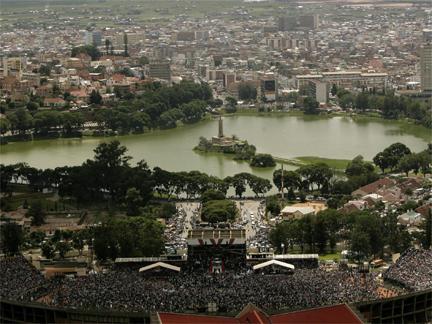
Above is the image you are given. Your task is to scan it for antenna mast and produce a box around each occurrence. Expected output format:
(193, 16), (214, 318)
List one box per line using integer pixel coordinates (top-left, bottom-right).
(280, 163), (284, 200)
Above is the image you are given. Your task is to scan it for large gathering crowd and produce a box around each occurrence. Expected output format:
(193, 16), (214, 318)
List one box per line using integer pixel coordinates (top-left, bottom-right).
(383, 248), (432, 291)
(47, 268), (382, 313)
(0, 256), (46, 301)
(1, 249), (430, 314)
(0, 255), (380, 313)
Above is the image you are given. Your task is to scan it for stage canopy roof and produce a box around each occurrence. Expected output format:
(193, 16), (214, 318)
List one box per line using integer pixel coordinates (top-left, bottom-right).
(139, 262), (181, 273)
(252, 259), (295, 271)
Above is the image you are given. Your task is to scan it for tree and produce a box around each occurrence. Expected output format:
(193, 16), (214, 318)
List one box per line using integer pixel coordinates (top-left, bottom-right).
(125, 187), (143, 216)
(180, 100), (206, 123)
(139, 56), (149, 65)
(238, 83), (257, 101)
(303, 97), (319, 114)
(72, 231), (86, 255)
(226, 174), (247, 198)
(349, 212), (384, 259)
(27, 200), (46, 226)
(250, 154), (276, 168)
(339, 93), (354, 109)
(350, 227), (371, 260)
(201, 200), (237, 223)
(330, 84), (338, 96)
(201, 189), (225, 203)
(248, 175), (272, 197)
(1, 223), (24, 255)
(41, 242), (56, 259)
(71, 45), (101, 60)
(273, 169), (301, 192)
(345, 155), (379, 186)
(26, 101), (39, 112)
(56, 241), (71, 259)
(266, 196), (281, 215)
(0, 118), (11, 135)
(7, 108), (33, 135)
(269, 221), (291, 253)
(314, 214), (328, 253)
(354, 93), (369, 111)
(123, 33), (128, 56)
(39, 64), (51, 76)
(93, 217), (164, 260)
(375, 143), (411, 172)
(33, 111), (62, 134)
(225, 99), (237, 113)
(90, 140), (131, 200)
(89, 90), (102, 105)
(373, 151), (390, 173)
(156, 202), (177, 219)
(29, 231), (45, 246)
(105, 38), (110, 55)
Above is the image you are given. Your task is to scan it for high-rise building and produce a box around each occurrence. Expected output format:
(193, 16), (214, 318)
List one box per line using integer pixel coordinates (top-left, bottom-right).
(278, 14), (319, 31)
(278, 17), (296, 31)
(84, 30), (102, 47)
(2, 57), (23, 78)
(223, 71), (236, 88)
(92, 31), (102, 47)
(420, 29), (432, 92)
(148, 60), (171, 83)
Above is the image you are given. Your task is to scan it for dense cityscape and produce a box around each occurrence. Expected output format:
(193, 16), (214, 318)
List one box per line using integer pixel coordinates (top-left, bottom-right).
(0, 0), (431, 323)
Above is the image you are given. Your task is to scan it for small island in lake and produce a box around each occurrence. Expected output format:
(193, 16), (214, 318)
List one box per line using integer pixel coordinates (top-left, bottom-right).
(195, 116), (275, 167)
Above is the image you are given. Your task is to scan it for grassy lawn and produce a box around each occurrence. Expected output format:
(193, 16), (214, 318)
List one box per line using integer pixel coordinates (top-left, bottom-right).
(319, 253), (341, 261)
(294, 156), (352, 170)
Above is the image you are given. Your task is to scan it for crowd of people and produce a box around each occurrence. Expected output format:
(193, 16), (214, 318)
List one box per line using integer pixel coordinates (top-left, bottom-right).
(0, 255), (382, 314)
(1, 249), (430, 314)
(383, 248), (432, 291)
(46, 267), (382, 313)
(0, 256), (47, 301)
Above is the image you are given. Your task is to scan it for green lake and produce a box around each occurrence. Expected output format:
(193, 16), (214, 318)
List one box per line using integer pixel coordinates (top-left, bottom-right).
(0, 115), (430, 180)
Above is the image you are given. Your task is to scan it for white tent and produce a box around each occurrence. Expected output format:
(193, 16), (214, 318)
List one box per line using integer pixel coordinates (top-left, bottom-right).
(139, 262), (181, 273)
(252, 259), (295, 271)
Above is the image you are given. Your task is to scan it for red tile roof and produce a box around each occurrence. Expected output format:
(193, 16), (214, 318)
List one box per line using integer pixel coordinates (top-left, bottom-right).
(158, 304), (363, 324)
(353, 178), (395, 196)
(158, 313), (239, 324)
(271, 304), (362, 324)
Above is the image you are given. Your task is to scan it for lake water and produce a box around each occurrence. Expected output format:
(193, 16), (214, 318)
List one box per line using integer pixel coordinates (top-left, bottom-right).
(0, 115), (430, 180)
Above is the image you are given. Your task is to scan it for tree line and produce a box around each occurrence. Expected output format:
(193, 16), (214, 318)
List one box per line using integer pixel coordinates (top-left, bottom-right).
(333, 86), (431, 128)
(0, 81), (216, 138)
(269, 207), (431, 259)
(0, 141), (274, 208)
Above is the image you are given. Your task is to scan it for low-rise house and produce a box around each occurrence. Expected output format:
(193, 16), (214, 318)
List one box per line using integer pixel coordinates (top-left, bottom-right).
(397, 210), (423, 226)
(280, 206), (315, 220)
(290, 201), (327, 214)
(415, 203), (432, 218)
(398, 178), (423, 193)
(340, 200), (368, 214)
(43, 97), (66, 108)
(352, 178), (395, 197)
(378, 187), (403, 204)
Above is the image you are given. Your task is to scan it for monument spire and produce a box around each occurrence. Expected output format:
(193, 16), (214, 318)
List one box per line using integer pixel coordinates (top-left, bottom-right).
(218, 115), (224, 138)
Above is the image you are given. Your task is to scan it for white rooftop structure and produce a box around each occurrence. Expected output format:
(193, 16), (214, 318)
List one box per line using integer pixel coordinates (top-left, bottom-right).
(281, 206), (315, 215)
(139, 262), (181, 273)
(253, 259), (295, 271)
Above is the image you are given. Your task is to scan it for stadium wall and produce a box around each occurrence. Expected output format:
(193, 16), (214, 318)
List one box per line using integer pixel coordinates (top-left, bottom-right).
(1, 289), (431, 323)
(0, 299), (151, 323)
(354, 289), (432, 323)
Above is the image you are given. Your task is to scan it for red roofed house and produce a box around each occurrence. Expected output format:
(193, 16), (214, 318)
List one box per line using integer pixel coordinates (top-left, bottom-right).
(352, 178), (396, 197)
(156, 303), (363, 324)
(43, 97), (66, 108)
